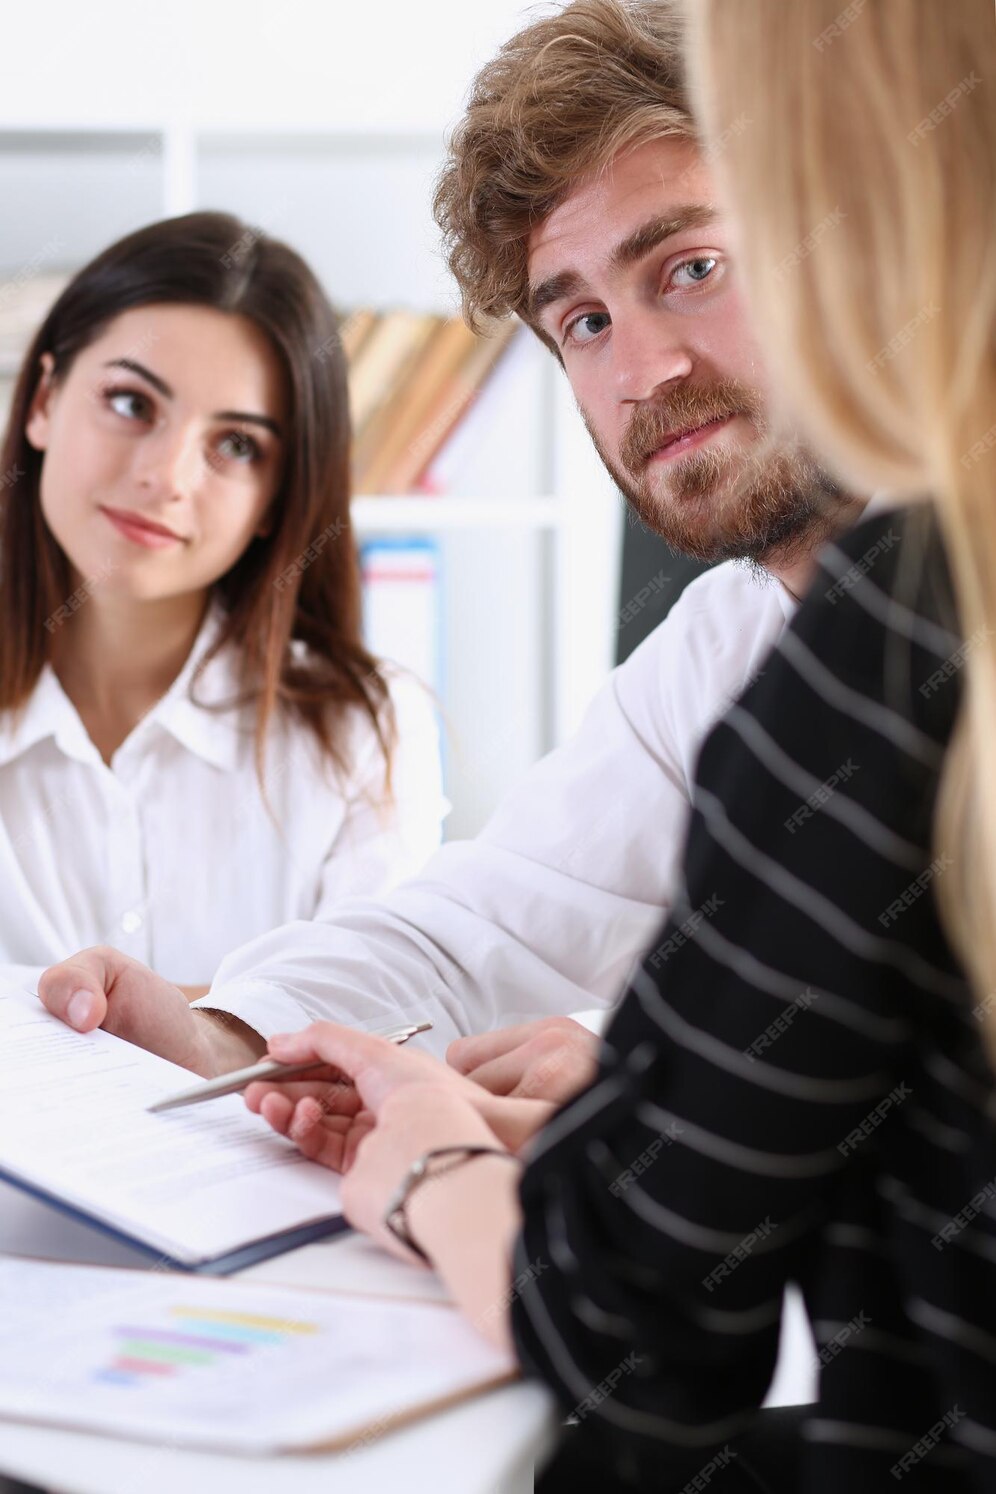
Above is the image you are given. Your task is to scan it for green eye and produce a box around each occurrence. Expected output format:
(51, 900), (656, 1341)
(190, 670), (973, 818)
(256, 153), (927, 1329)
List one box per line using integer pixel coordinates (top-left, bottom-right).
(217, 431), (260, 463)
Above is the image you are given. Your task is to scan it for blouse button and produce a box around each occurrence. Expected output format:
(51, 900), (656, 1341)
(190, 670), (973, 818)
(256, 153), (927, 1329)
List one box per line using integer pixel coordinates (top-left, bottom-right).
(121, 910), (143, 934)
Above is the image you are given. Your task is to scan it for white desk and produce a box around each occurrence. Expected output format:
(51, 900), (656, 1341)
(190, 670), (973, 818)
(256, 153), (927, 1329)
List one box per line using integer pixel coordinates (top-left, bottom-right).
(0, 1180), (816, 1494)
(0, 1183), (557, 1494)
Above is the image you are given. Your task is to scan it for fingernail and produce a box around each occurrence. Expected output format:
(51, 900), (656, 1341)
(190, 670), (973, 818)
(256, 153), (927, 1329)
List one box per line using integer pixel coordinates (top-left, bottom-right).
(67, 990), (93, 1029)
(268, 1033), (293, 1053)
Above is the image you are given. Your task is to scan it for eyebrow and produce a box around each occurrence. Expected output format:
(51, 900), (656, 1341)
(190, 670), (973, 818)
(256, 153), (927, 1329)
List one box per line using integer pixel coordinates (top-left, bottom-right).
(527, 204), (720, 324)
(102, 358), (283, 438)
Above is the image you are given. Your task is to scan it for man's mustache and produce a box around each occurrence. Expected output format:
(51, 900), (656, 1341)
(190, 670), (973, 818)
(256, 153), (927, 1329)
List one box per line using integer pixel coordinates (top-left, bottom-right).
(620, 380), (765, 476)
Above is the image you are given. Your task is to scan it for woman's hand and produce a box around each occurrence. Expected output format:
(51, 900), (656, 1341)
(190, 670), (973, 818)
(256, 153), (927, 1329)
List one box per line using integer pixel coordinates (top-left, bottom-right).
(246, 1024), (507, 1262)
(249, 1024), (525, 1342)
(245, 1023), (556, 1168)
(343, 1082), (504, 1263)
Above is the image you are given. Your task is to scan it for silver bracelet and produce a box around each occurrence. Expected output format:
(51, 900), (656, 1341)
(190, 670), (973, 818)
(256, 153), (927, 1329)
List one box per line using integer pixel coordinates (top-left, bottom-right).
(383, 1144), (519, 1262)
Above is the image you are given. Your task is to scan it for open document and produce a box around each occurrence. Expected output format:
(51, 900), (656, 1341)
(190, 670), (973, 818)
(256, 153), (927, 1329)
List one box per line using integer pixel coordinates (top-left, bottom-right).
(0, 1259), (514, 1453)
(0, 991), (346, 1270)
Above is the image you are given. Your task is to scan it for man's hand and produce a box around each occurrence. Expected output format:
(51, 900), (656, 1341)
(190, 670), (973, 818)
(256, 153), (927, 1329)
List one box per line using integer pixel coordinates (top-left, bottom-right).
(37, 947), (264, 1076)
(447, 1016), (599, 1104)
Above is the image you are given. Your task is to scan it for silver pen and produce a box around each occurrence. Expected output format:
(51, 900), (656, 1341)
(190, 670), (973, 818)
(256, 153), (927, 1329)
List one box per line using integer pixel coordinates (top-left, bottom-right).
(146, 1021), (433, 1114)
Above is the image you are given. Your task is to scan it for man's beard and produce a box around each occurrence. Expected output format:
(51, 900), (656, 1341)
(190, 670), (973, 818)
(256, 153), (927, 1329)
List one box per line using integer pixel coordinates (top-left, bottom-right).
(584, 377), (854, 568)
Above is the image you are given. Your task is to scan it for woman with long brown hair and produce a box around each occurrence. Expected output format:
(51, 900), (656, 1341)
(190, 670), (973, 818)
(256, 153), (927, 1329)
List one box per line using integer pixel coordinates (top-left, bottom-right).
(0, 211), (444, 1000)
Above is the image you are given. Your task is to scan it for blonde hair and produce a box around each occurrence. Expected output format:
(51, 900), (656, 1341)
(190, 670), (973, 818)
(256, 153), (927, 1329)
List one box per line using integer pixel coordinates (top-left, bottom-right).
(686, 1), (996, 1039)
(433, 0), (690, 335)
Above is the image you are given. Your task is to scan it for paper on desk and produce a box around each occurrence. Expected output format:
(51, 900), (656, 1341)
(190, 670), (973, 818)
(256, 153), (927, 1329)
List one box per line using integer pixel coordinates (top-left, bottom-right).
(0, 1258), (514, 1453)
(0, 991), (342, 1266)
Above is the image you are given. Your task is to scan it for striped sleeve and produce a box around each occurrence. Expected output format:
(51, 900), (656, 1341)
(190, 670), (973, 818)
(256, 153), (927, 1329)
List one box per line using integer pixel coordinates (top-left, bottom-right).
(509, 509), (963, 1486)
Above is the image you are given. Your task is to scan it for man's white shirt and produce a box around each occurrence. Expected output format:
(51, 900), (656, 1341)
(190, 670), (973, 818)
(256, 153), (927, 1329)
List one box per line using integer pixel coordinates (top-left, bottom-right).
(193, 560), (795, 1053)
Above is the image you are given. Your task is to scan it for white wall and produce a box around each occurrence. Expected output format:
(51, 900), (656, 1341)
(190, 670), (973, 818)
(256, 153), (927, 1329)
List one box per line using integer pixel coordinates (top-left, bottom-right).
(0, 1), (541, 132)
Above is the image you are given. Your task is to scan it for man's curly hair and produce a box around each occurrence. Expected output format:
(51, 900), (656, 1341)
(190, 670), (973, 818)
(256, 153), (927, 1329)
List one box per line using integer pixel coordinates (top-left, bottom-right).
(433, 0), (692, 336)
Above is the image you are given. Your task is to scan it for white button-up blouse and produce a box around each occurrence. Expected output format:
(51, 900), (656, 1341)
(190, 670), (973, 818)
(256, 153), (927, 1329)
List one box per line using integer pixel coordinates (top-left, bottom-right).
(0, 609), (446, 991)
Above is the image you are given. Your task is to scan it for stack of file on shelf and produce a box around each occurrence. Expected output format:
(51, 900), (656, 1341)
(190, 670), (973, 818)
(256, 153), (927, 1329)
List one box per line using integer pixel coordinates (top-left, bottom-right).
(343, 308), (519, 495)
(0, 270), (69, 425)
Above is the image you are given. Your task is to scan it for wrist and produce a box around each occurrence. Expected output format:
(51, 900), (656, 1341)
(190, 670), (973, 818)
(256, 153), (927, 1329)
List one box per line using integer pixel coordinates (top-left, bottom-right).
(405, 1151), (519, 1261)
(193, 1009), (267, 1077)
(406, 1154), (523, 1351)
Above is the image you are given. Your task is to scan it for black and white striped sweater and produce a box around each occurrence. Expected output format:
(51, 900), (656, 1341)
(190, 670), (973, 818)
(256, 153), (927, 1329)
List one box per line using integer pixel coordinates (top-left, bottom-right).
(511, 505), (996, 1492)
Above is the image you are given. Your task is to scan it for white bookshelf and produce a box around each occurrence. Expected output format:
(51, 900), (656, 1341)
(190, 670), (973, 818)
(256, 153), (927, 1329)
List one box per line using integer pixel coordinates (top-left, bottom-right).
(0, 123), (621, 836)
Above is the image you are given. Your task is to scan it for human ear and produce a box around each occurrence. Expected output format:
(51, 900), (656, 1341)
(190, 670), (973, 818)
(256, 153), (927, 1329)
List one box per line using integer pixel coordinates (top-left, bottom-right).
(24, 352), (58, 453)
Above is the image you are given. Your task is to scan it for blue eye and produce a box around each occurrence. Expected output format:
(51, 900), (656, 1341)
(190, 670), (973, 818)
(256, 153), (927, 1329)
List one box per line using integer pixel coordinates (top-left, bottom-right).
(564, 311), (611, 348)
(671, 256), (719, 288)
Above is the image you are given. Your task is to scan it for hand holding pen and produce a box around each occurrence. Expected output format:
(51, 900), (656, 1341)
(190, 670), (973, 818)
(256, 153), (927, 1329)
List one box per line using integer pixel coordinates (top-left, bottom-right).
(148, 1021), (433, 1113)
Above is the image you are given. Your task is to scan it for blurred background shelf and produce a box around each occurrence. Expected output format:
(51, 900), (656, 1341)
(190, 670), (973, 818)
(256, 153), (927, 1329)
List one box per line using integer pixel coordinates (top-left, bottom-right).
(351, 497), (567, 531)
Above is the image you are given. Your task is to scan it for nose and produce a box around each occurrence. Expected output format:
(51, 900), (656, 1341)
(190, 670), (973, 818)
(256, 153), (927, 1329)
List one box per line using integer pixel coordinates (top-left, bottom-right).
(611, 312), (695, 404)
(132, 423), (203, 503)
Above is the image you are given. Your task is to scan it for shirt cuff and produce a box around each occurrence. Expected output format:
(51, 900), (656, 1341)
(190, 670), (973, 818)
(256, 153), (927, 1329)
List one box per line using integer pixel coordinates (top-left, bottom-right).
(571, 1007), (612, 1036)
(190, 981), (315, 1042)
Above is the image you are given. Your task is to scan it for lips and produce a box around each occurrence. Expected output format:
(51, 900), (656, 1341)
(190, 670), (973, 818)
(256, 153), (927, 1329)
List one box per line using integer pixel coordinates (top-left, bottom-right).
(648, 415), (733, 463)
(100, 506), (185, 550)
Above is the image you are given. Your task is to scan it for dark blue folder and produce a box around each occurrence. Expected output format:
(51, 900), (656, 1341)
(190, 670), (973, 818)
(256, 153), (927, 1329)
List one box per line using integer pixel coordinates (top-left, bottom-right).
(0, 1170), (350, 1275)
